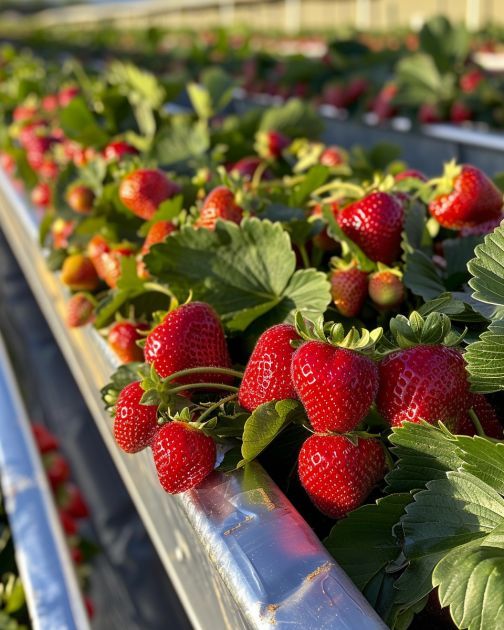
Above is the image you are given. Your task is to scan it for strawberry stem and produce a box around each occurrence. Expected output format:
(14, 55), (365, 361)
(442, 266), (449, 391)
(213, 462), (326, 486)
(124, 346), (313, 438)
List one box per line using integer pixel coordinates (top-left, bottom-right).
(298, 243), (310, 268)
(167, 383), (239, 395)
(162, 366), (244, 384)
(197, 393), (238, 423)
(468, 408), (501, 443)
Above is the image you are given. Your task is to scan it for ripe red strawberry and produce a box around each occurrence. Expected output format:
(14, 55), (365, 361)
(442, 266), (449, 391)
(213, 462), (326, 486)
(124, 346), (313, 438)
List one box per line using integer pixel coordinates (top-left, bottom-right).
(144, 302), (232, 383)
(330, 266), (368, 318)
(13, 104), (37, 122)
(291, 341), (379, 433)
(195, 186), (243, 230)
(84, 597), (95, 619)
(141, 220), (176, 254)
(66, 293), (95, 327)
(152, 421), (216, 494)
(0, 152), (16, 176)
(372, 83), (398, 121)
(337, 192), (404, 264)
(39, 159), (59, 181)
(230, 156), (272, 181)
(320, 146), (345, 167)
(66, 184), (95, 215)
(377, 346), (470, 429)
(103, 140), (138, 161)
(108, 321), (148, 364)
(59, 510), (77, 536)
(459, 216), (502, 236)
(119, 169), (181, 220)
(418, 103), (442, 124)
(61, 254), (100, 291)
(31, 182), (52, 208)
(58, 86), (79, 107)
(51, 218), (75, 249)
(428, 164), (503, 229)
(42, 94), (59, 113)
(394, 169), (427, 182)
(255, 130), (290, 159)
(71, 546), (83, 565)
(457, 393), (503, 439)
(298, 435), (386, 518)
(44, 452), (70, 489)
(460, 69), (483, 93)
(450, 101), (472, 123)
(88, 235), (134, 289)
(58, 483), (89, 519)
(368, 270), (404, 309)
(114, 381), (159, 453)
(239, 324), (300, 412)
(32, 424), (59, 453)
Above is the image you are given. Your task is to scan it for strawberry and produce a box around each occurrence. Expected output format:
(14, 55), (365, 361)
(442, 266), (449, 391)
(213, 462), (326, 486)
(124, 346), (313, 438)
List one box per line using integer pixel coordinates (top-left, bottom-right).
(103, 140), (138, 161)
(372, 83), (398, 121)
(459, 216), (502, 236)
(114, 381), (159, 453)
(152, 421), (216, 494)
(195, 186), (243, 230)
(368, 270), (404, 309)
(13, 104), (37, 122)
(59, 510), (77, 536)
(255, 130), (290, 160)
(84, 597), (95, 619)
(337, 192), (404, 264)
(450, 101), (472, 123)
(298, 435), (386, 518)
(58, 86), (79, 107)
(31, 182), (52, 208)
(291, 340), (378, 433)
(238, 324), (300, 412)
(0, 152), (16, 176)
(61, 254), (100, 291)
(330, 265), (368, 318)
(44, 452), (70, 489)
(32, 424), (59, 453)
(66, 184), (95, 215)
(394, 169), (427, 182)
(66, 293), (95, 327)
(230, 156), (271, 181)
(119, 169), (181, 220)
(141, 220), (176, 254)
(457, 393), (503, 439)
(108, 321), (148, 364)
(52, 219), (75, 249)
(39, 159), (59, 181)
(144, 302), (232, 383)
(320, 146), (345, 167)
(428, 163), (503, 229)
(88, 236), (134, 288)
(460, 69), (483, 93)
(71, 546), (84, 565)
(58, 483), (89, 519)
(42, 94), (59, 113)
(418, 103), (442, 124)
(377, 345), (469, 429)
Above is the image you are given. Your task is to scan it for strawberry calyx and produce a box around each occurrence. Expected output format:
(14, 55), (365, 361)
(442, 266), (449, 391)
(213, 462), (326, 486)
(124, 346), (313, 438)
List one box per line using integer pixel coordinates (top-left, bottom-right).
(294, 311), (382, 354)
(426, 159), (462, 199)
(382, 311), (467, 352)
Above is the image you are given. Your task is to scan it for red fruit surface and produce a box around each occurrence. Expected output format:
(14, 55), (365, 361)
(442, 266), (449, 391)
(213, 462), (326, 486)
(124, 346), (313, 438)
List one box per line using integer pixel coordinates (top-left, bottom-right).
(42, 94), (59, 112)
(59, 510), (77, 536)
(195, 186), (243, 230)
(291, 341), (379, 432)
(372, 84), (398, 121)
(0, 152), (16, 175)
(320, 147), (345, 167)
(66, 184), (94, 215)
(298, 435), (386, 518)
(119, 169), (180, 220)
(84, 597), (95, 619)
(152, 421), (216, 494)
(58, 86), (79, 107)
(459, 216), (502, 236)
(108, 321), (148, 364)
(231, 156), (271, 181)
(32, 423), (59, 453)
(88, 235), (134, 289)
(114, 381), (159, 453)
(394, 169), (427, 182)
(337, 192), (404, 264)
(31, 182), (52, 208)
(59, 483), (89, 519)
(429, 165), (503, 229)
(330, 268), (368, 317)
(377, 345), (470, 428)
(418, 103), (442, 124)
(52, 219), (75, 249)
(457, 393), (503, 439)
(460, 69), (483, 93)
(368, 271), (404, 308)
(61, 254), (99, 291)
(39, 159), (59, 181)
(142, 220), (176, 254)
(103, 140), (138, 161)
(44, 453), (70, 489)
(144, 302), (232, 383)
(66, 293), (95, 327)
(239, 324), (300, 412)
(13, 104), (37, 122)
(450, 101), (473, 123)
(256, 130), (290, 159)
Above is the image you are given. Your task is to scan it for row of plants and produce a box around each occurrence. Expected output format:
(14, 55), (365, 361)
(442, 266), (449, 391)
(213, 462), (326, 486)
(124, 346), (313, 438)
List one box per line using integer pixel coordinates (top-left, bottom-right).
(0, 44), (503, 630)
(5, 15), (504, 129)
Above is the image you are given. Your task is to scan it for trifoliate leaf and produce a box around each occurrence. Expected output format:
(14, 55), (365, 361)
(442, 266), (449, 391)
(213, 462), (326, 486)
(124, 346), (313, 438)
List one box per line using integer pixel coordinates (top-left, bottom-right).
(455, 436), (504, 494)
(468, 222), (504, 309)
(259, 99), (323, 139)
(465, 320), (504, 393)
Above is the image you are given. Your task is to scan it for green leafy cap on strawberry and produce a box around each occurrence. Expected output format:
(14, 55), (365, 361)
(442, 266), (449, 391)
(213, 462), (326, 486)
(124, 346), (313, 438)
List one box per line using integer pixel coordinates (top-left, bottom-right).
(294, 311), (382, 353)
(427, 159), (462, 198)
(383, 310), (466, 351)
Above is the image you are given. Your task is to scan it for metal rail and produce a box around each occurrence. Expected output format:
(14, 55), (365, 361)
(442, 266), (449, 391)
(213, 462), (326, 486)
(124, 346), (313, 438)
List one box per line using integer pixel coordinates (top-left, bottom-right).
(0, 170), (386, 629)
(0, 333), (90, 630)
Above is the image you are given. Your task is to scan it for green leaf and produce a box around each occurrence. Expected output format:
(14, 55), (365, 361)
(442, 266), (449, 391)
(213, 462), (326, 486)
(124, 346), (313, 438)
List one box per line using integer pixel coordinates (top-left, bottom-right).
(100, 363), (142, 409)
(419, 15), (470, 73)
(259, 99), (323, 140)
(322, 203), (375, 272)
(289, 165), (329, 207)
(188, 67), (236, 119)
(151, 118), (210, 165)
(138, 196), (184, 236)
(418, 293), (487, 323)
(465, 320), (504, 393)
(324, 494), (411, 590)
(216, 446), (243, 472)
(241, 399), (303, 463)
(395, 54), (455, 106)
(403, 249), (445, 301)
(145, 218), (331, 332)
(433, 539), (504, 630)
(455, 436), (504, 495)
(467, 222), (504, 310)
(443, 236), (484, 286)
(59, 96), (108, 148)
(386, 422), (464, 494)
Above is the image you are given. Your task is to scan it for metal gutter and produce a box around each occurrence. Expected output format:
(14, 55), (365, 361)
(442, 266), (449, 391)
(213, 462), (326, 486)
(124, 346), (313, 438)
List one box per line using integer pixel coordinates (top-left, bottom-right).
(0, 169), (386, 629)
(0, 333), (90, 630)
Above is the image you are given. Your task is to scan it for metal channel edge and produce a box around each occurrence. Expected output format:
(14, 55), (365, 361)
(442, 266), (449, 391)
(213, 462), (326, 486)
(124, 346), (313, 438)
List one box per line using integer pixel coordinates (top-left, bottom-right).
(0, 333), (90, 630)
(0, 169), (386, 630)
